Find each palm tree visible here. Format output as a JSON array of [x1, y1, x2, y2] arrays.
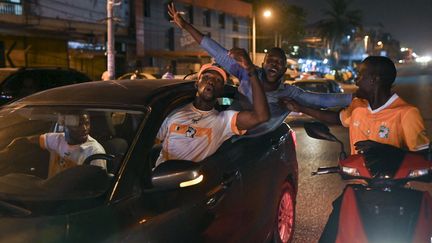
[[318, 0, 362, 66]]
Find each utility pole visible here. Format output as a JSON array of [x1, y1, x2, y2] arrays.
[[107, 0, 121, 80]]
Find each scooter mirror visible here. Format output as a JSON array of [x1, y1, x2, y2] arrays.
[[304, 122, 347, 160], [304, 122, 338, 142]]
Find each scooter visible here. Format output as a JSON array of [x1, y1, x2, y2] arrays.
[[304, 122, 432, 243]]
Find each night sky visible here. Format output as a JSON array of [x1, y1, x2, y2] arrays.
[[288, 0, 432, 55]]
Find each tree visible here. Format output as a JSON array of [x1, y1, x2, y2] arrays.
[[255, 0, 306, 52], [318, 0, 362, 66]]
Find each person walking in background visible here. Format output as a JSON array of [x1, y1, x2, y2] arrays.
[[161, 64, 175, 79]]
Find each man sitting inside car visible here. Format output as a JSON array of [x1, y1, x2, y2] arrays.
[[4, 111, 106, 178], [155, 48, 269, 167]]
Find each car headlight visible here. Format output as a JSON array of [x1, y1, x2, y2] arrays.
[[342, 166, 360, 176], [408, 169, 430, 178]]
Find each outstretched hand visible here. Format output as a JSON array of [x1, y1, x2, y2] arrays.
[[228, 48, 254, 71], [279, 97, 302, 112], [167, 2, 186, 29]]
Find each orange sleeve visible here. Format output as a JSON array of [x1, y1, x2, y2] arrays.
[[340, 98, 365, 127], [39, 134, 46, 149], [401, 107, 430, 151], [231, 112, 246, 135]]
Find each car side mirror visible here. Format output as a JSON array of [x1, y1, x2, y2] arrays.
[[304, 122, 347, 160], [152, 160, 203, 189]]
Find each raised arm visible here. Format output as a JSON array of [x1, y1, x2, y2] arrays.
[[229, 48, 269, 130], [168, 3, 246, 79], [273, 85, 352, 109], [280, 98, 342, 125]]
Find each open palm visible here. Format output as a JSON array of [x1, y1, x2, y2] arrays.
[[167, 3, 185, 29]]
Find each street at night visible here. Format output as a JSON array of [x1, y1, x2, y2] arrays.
[[1, 0, 432, 242]]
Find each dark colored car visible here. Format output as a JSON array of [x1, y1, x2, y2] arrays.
[[0, 79, 298, 242], [289, 78, 344, 94], [0, 67, 91, 105]]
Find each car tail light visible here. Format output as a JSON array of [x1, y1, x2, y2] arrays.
[[408, 169, 430, 178], [290, 129, 297, 148]]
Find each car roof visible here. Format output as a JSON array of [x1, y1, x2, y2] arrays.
[[11, 79, 195, 109], [0, 67, 85, 72]]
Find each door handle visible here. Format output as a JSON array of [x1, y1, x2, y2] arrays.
[[271, 134, 287, 150], [222, 170, 240, 188], [206, 170, 240, 208]]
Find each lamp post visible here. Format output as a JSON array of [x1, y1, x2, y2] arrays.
[[364, 35, 369, 54], [106, 0, 121, 80], [252, 9, 272, 64]]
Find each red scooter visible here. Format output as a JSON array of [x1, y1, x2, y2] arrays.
[[304, 122, 432, 243]]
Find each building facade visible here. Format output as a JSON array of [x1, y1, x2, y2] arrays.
[[0, 0, 252, 79], [133, 0, 252, 76], [0, 0, 131, 79]]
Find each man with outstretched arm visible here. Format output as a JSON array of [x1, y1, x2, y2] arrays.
[[281, 56, 430, 242], [168, 3, 352, 136]]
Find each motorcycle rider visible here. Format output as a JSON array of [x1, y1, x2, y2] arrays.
[[282, 55, 430, 155], [281, 55, 430, 242]]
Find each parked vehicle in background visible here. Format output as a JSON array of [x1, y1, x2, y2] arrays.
[[117, 71, 157, 80], [285, 78, 345, 122], [288, 78, 344, 94], [0, 79, 298, 243], [0, 67, 91, 105]]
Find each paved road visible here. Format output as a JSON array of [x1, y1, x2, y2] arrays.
[[291, 73, 432, 242]]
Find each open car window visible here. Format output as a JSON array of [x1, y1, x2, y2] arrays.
[[0, 105, 146, 201]]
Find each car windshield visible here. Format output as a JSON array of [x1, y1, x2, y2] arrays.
[[0, 105, 145, 201]]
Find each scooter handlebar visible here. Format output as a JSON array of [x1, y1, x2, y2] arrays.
[[312, 166, 340, 176]]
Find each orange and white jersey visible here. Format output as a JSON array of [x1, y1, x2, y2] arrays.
[[340, 94, 430, 154], [40, 133, 106, 177], [155, 103, 245, 166]]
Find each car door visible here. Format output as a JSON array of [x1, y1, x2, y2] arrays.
[[220, 124, 297, 241]]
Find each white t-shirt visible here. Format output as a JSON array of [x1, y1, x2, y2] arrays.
[[40, 133, 106, 177], [155, 103, 245, 166]]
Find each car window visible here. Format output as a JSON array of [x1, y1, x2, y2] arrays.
[[0, 105, 146, 202]]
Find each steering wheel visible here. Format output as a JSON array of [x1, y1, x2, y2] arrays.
[[83, 153, 115, 165]]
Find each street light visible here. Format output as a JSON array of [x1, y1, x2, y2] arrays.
[[252, 9, 273, 64], [363, 35, 369, 51], [263, 10, 272, 18]]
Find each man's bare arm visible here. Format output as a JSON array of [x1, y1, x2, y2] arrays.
[[168, 3, 204, 44], [280, 98, 342, 125]]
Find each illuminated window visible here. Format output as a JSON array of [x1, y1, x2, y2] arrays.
[[0, 0, 22, 15]]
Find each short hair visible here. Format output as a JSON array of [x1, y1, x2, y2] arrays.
[[264, 47, 287, 66], [362, 56, 397, 87]]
